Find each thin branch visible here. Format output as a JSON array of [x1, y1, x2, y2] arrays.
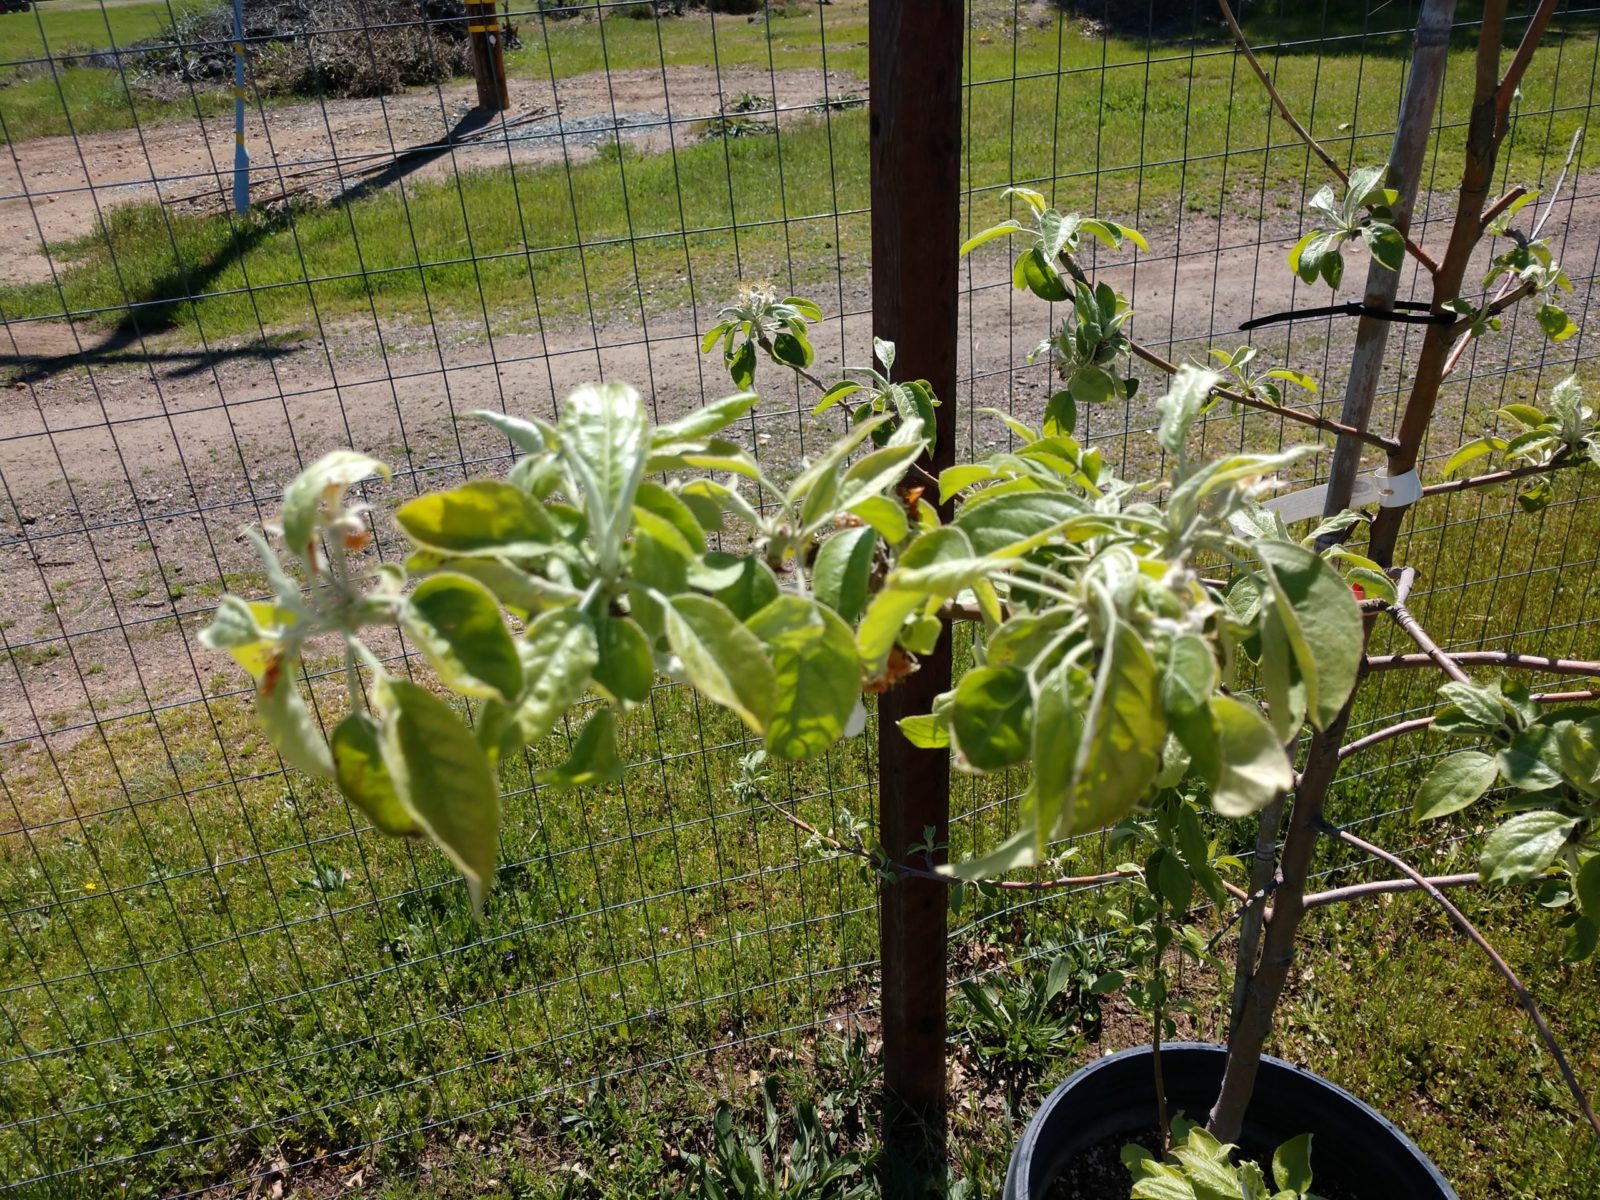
[[1340, 688, 1600, 759], [758, 793, 1137, 891], [1445, 129, 1582, 378], [1213, 0, 1438, 275], [1531, 129, 1584, 240], [1056, 252, 1401, 452], [1387, 602, 1472, 684], [1303, 872, 1479, 909], [1480, 184, 1529, 231], [1339, 715, 1437, 759], [1420, 449, 1576, 497], [1364, 650, 1600, 678], [1494, 0, 1562, 135], [1322, 821, 1600, 1139]]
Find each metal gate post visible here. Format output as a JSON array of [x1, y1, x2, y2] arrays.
[[870, 2, 963, 1194]]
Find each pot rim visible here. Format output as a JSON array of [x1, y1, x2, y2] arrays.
[[1008, 1041, 1456, 1200]]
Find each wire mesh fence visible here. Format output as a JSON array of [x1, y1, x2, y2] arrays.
[[1, 1, 1598, 1197]]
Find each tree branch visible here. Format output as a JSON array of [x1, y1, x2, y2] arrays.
[[1363, 650, 1600, 678], [1480, 184, 1529, 231], [1387, 601, 1472, 684], [1494, 0, 1562, 135], [1213, 0, 1439, 275], [1322, 821, 1600, 1138], [1340, 689, 1600, 760], [1420, 449, 1577, 497], [1302, 872, 1479, 909]]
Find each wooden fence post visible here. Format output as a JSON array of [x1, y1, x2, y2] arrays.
[[870, 2, 963, 1195], [464, 0, 510, 112]]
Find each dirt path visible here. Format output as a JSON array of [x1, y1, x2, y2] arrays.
[[0, 63, 862, 285], [1, 177, 1595, 757]]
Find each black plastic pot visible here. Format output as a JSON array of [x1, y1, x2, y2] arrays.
[[1005, 1043, 1456, 1200]]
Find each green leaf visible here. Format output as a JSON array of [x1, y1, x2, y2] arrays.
[[954, 492, 1086, 557], [1480, 810, 1580, 885], [657, 392, 759, 442], [537, 707, 624, 789], [476, 609, 598, 765], [849, 494, 911, 545], [331, 713, 418, 836], [1257, 540, 1364, 731], [772, 330, 814, 368], [950, 666, 1033, 771], [256, 664, 334, 778], [1412, 751, 1498, 820], [665, 595, 776, 733], [813, 379, 863, 415], [1063, 620, 1165, 836], [1443, 436, 1507, 478], [397, 481, 556, 558], [1361, 222, 1405, 271], [702, 553, 781, 620], [727, 338, 757, 389], [201, 594, 267, 651], [405, 573, 523, 702], [1157, 365, 1220, 458], [1208, 695, 1293, 817], [1576, 855, 1600, 920], [1068, 362, 1115, 405], [898, 713, 949, 749], [1153, 847, 1193, 912], [858, 527, 974, 673], [958, 219, 1024, 257], [468, 408, 556, 456], [1537, 302, 1578, 342], [634, 481, 707, 553], [746, 597, 860, 760], [835, 441, 928, 512], [1162, 634, 1217, 718], [280, 450, 390, 563], [813, 526, 878, 624], [591, 614, 653, 705], [1498, 725, 1565, 792], [1436, 680, 1514, 735], [1273, 1133, 1313, 1195], [1029, 662, 1086, 851], [560, 381, 650, 566], [1044, 389, 1077, 436], [1014, 246, 1069, 301], [378, 679, 500, 913]]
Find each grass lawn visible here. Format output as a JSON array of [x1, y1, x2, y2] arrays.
[[0, 5, 1593, 341]]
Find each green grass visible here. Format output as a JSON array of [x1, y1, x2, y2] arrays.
[[0, 0, 198, 69], [4, 472, 1600, 1199], [1, 10, 1591, 342]]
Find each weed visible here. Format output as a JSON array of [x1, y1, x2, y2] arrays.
[[953, 955, 1091, 1112], [682, 1077, 873, 1200]]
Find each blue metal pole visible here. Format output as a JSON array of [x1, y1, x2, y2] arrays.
[[232, 0, 248, 214]]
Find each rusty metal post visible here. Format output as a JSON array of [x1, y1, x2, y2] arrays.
[[870, 2, 962, 1194], [464, 0, 510, 112]]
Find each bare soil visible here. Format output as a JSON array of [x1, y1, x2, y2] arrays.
[[1, 144, 1594, 765]]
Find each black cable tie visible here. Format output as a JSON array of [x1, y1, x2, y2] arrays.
[[1238, 300, 1454, 332]]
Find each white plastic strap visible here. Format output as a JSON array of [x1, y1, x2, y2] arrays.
[[1263, 466, 1421, 523]]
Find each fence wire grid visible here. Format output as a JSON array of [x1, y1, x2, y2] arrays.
[[2, 1, 1599, 1197]]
